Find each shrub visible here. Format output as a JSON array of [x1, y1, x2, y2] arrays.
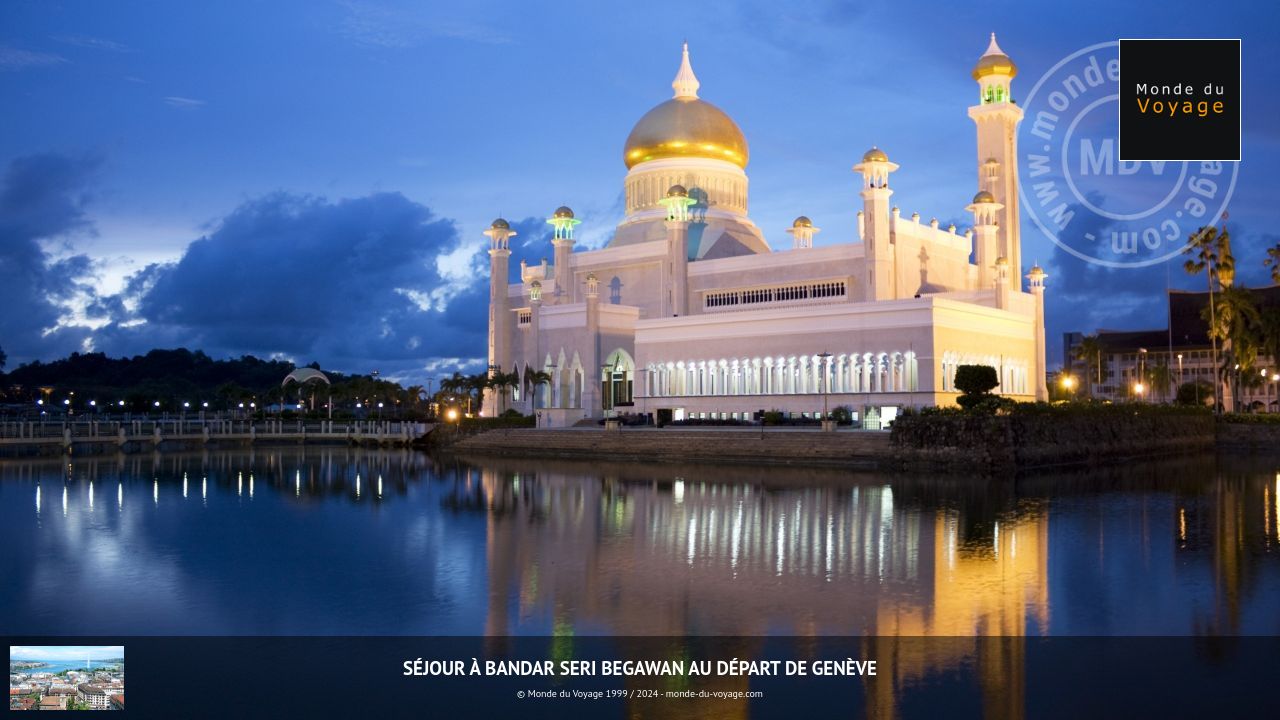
[[954, 364, 999, 410], [1175, 381, 1214, 406]]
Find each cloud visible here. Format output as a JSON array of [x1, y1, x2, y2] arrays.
[[0, 45, 67, 70], [92, 190, 489, 381], [163, 96, 206, 108], [336, 0, 511, 48], [9, 646, 124, 662], [50, 34, 131, 52], [0, 153, 102, 364]]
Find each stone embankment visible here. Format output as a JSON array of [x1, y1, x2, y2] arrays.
[[447, 428, 891, 469]]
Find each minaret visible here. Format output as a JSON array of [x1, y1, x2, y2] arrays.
[[966, 190, 1003, 289], [1027, 264, 1048, 400], [583, 273, 602, 415], [786, 216, 819, 249], [526, 279, 542, 410], [547, 206, 580, 303], [658, 184, 696, 316], [968, 33, 1023, 289], [853, 147, 898, 301], [994, 256, 1011, 310], [484, 218, 515, 416]]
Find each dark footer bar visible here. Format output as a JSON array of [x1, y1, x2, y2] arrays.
[[5, 636, 1277, 718]]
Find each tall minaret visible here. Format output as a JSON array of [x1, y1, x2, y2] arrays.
[[853, 147, 898, 301], [547, 206, 580, 303], [1027, 264, 1048, 401], [967, 33, 1023, 289], [484, 218, 515, 415], [658, 184, 696, 316]]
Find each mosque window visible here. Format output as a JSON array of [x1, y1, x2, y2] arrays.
[[703, 280, 848, 311]]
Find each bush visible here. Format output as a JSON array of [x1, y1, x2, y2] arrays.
[[954, 364, 999, 403], [762, 410, 785, 426], [830, 405, 853, 424], [1175, 381, 1214, 406]]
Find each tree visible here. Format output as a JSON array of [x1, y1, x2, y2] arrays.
[[1265, 241, 1280, 284], [1073, 335, 1105, 395], [487, 370, 519, 414], [1205, 284, 1261, 410], [524, 368, 552, 409], [1147, 362, 1174, 403], [1183, 224, 1234, 411], [953, 364, 999, 409]]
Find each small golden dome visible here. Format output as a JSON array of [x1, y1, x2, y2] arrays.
[[972, 190, 995, 204], [995, 256, 1009, 266], [972, 33, 1017, 80], [624, 97, 748, 169], [792, 216, 813, 228], [552, 206, 574, 219], [862, 146, 888, 163], [490, 218, 510, 230], [530, 280, 542, 288], [666, 184, 688, 197]]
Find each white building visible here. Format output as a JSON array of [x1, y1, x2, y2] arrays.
[[77, 683, 110, 710], [483, 36, 1047, 426]]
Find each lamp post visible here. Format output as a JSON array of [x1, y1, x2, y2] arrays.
[[817, 351, 833, 429], [1060, 374, 1076, 400]]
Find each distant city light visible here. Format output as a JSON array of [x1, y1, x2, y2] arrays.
[[154, 401, 161, 407], [63, 399, 70, 405]]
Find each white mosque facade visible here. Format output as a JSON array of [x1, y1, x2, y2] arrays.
[[483, 36, 1048, 426]]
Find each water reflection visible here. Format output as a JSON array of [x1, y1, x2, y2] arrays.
[[2, 448, 1279, 717]]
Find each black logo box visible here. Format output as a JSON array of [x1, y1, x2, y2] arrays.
[[1119, 39, 1241, 162]]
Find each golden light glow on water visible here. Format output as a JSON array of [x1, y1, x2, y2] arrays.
[[88, 481, 94, 511], [1179, 508, 1187, 542], [377, 475, 383, 499]]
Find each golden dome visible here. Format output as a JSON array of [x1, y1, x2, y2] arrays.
[[624, 44, 748, 169], [972, 190, 995, 204], [552, 206, 574, 219], [624, 97, 748, 169], [792, 216, 812, 228], [490, 218, 510, 229], [972, 33, 1017, 80], [862, 146, 889, 163], [666, 184, 688, 197]]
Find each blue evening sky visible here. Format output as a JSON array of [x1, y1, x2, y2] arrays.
[[1, 0, 1276, 380]]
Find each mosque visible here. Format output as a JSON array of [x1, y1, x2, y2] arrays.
[[482, 35, 1047, 426]]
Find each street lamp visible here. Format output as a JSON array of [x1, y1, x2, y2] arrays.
[[817, 351, 833, 423], [1134, 382, 1146, 398]]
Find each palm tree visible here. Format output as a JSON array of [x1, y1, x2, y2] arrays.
[[525, 369, 552, 410], [1148, 362, 1174, 403], [1183, 224, 1234, 411], [1265, 241, 1280, 284], [1205, 284, 1261, 411], [1074, 335, 1105, 396], [465, 373, 489, 415], [487, 370, 519, 414]]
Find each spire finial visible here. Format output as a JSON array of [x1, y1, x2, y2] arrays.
[[984, 32, 1004, 57], [672, 42, 700, 99]]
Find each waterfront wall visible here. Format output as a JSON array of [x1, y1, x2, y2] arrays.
[[447, 428, 891, 469], [890, 406, 1215, 472], [1215, 418, 1280, 451]]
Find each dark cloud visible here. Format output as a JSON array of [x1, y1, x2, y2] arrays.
[[0, 153, 100, 363], [93, 191, 486, 381]]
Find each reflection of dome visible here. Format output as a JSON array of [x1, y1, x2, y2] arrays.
[[623, 43, 748, 169], [666, 184, 688, 197], [862, 146, 888, 163], [972, 33, 1017, 80], [792, 216, 812, 228], [491, 218, 510, 229], [972, 190, 995, 204], [553, 206, 574, 219]]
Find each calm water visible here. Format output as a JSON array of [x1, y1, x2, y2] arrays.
[[1, 448, 1278, 637]]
